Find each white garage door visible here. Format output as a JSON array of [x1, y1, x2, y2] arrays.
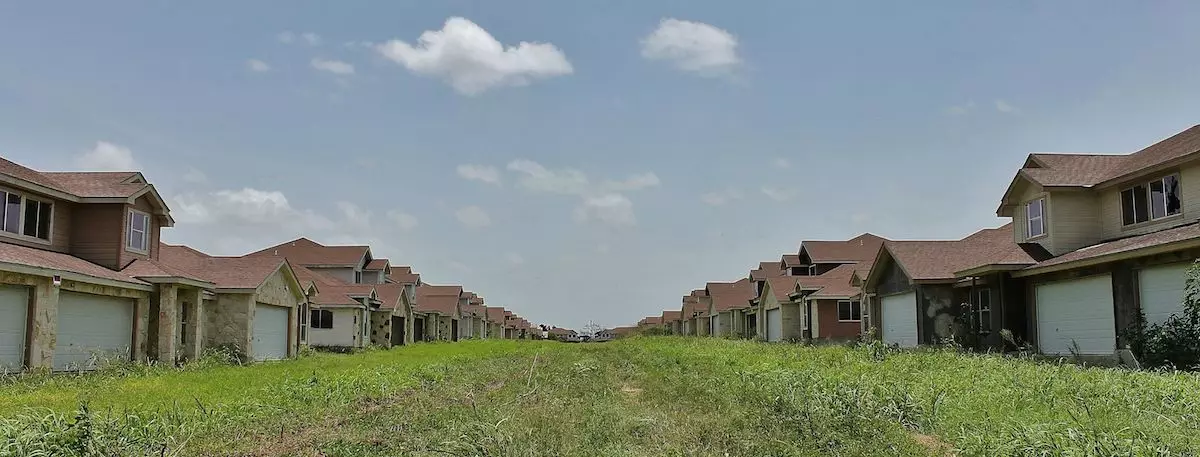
[[881, 292, 918, 348], [55, 291, 134, 371], [1036, 275, 1115, 356], [1139, 263, 1192, 327], [252, 303, 290, 361], [766, 308, 782, 342], [0, 285, 29, 371]]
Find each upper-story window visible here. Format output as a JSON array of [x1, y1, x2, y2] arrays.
[[1122, 174, 1181, 226], [1026, 198, 1045, 239], [0, 190, 52, 241], [354, 270, 363, 283], [127, 210, 150, 252]]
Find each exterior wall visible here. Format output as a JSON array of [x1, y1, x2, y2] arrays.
[[310, 267, 355, 284], [361, 270, 385, 284], [308, 308, 361, 347], [117, 196, 160, 268], [1100, 163, 1200, 241], [917, 284, 959, 344], [1043, 190, 1103, 256], [865, 257, 914, 340], [370, 310, 391, 346], [253, 267, 301, 357], [206, 293, 254, 353], [437, 316, 455, 341], [68, 202, 122, 269], [715, 311, 733, 337], [780, 302, 804, 340], [814, 299, 860, 340], [0, 189, 73, 254]]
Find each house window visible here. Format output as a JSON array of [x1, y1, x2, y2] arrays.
[[975, 288, 992, 335], [1025, 198, 1045, 239], [0, 191, 52, 240], [310, 310, 334, 329], [127, 210, 150, 252], [808, 265, 817, 276], [1122, 174, 1181, 225], [354, 270, 363, 283], [838, 300, 862, 322]]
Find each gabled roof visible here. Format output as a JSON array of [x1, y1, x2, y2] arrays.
[[750, 261, 786, 280], [244, 237, 370, 267], [365, 258, 390, 271], [661, 310, 682, 322], [763, 276, 801, 301], [0, 242, 150, 288], [485, 306, 507, 323], [707, 278, 756, 312], [386, 266, 420, 285], [681, 296, 706, 318], [869, 224, 1049, 284], [0, 159, 173, 225], [312, 284, 374, 306], [795, 264, 860, 299], [800, 233, 886, 263], [780, 254, 802, 268], [1017, 221, 1200, 276], [375, 283, 408, 311], [156, 243, 301, 291], [415, 284, 461, 315]]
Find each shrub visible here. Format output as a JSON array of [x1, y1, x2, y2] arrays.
[[1126, 261, 1200, 370]]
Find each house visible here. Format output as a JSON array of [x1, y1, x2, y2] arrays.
[[485, 306, 506, 339], [661, 310, 683, 334], [704, 279, 755, 338], [503, 311, 518, 339], [682, 289, 709, 336], [296, 267, 376, 349], [459, 292, 487, 339], [415, 284, 462, 341], [386, 267, 425, 342], [0, 158, 251, 371], [743, 261, 786, 337], [791, 234, 885, 342], [154, 244, 310, 361], [548, 327, 577, 341], [754, 276, 803, 342], [861, 224, 1042, 349]]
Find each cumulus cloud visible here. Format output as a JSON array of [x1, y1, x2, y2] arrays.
[[301, 32, 322, 46], [74, 141, 141, 171], [311, 58, 355, 75], [455, 205, 492, 228], [375, 17, 573, 95], [641, 18, 740, 77], [456, 164, 502, 185], [761, 186, 798, 202], [506, 159, 658, 227], [573, 193, 636, 227], [278, 31, 320, 45], [387, 210, 419, 230], [246, 59, 271, 72], [700, 188, 743, 206]]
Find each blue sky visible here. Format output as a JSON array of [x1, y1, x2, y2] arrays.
[[3, 2, 1200, 330]]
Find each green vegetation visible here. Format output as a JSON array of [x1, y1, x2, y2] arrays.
[[2, 338, 1199, 456]]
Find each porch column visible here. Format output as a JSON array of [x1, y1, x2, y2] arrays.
[[156, 284, 179, 364], [133, 295, 150, 362], [182, 287, 204, 361], [27, 277, 59, 370]]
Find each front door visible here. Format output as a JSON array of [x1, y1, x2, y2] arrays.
[[391, 316, 405, 346], [414, 317, 425, 341]]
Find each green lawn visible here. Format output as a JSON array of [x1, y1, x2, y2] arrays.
[[2, 338, 1198, 456]]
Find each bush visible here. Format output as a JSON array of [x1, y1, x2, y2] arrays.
[[1127, 261, 1200, 370]]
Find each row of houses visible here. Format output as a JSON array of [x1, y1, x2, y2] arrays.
[[632, 124, 1200, 362], [0, 157, 545, 372]]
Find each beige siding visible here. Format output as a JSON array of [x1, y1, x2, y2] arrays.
[[117, 196, 159, 267], [1100, 164, 1200, 240], [1011, 184, 1045, 248], [1046, 191, 1102, 255]]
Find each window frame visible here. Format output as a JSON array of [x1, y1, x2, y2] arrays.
[[126, 209, 151, 254], [0, 188, 53, 244], [974, 288, 992, 335], [1121, 173, 1182, 227], [310, 309, 334, 329], [1025, 198, 1046, 240], [837, 300, 862, 322], [354, 270, 363, 283]]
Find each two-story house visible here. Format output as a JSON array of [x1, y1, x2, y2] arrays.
[[705, 279, 755, 338], [384, 266, 420, 345], [791, 233, 884, 342], [459, 292, 486, 339], [415, 284, 462, 341], [485, 306, 506, 340]]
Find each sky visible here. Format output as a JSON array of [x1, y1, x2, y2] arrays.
[[3, 2, 1200, 331]]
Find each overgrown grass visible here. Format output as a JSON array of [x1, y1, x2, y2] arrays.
[[1, 338, 1198, 456]]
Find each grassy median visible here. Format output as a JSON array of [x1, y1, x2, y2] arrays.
[[1, 337, 1198, 456]]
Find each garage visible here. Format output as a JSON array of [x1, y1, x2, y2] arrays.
[[0, 285, 29, 371], [1035, 275, 1115, 356], [1138, 263, 1191, 327], [55, 291, 134, 371], [252, 303, 290, 361], [765, 308, 782, 342], [881, 292, 918, 348]]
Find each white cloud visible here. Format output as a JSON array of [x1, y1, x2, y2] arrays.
[[375, 17, 574, 95], [506, 159, 659, 227], [311, 58, 355, 75], [182, 167, 208, 184], [301, 32, 322, 46], [995, 99, 1019, 114], [246, 59, 271, 72], [172, 188, 334, 231], [773, 158, 791, 169], [641, 18, 740, 77], [277, 31, 296, 44], [456, 164, 502, 185], [455, 205, 492, 228], [700, 188, 743, 206], [761, 186, 798, 202], [573, 194, 636, 227], [946, 100, 975, 115], [506, 252, 526, 265], [387, 210, 419, 230], [74, 141, 141, 171]]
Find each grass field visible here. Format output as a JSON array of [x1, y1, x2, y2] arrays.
[[2, 337, 1199, 456]]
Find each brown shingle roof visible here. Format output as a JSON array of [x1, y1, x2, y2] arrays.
[[681, 296, 706, 319], [885, 224, 1043, 281], [386, 266, 420, 285], [780, 254, 802, 268], [708, 278, 755, 312], [312, 284, 374, 306], [365, 258, 389, 270], [0, 158, 150, 199], [1024, 221, 1200, 272], [750, 261, 786, 280], [244, 237, 369, 267], [797, 264, 860, 298], [661, 310, 682, 322], [375, 283, 407, 311], [485, 306, 506, 322], [801, 233, 887, 263], [0, 243, 148, 286], [1022, 154, 1128, 187], [1102, 125, 1200, 184], [157, 243, 297, 290], [764, 276, 801, 301], [416, 284, 461, 315]]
